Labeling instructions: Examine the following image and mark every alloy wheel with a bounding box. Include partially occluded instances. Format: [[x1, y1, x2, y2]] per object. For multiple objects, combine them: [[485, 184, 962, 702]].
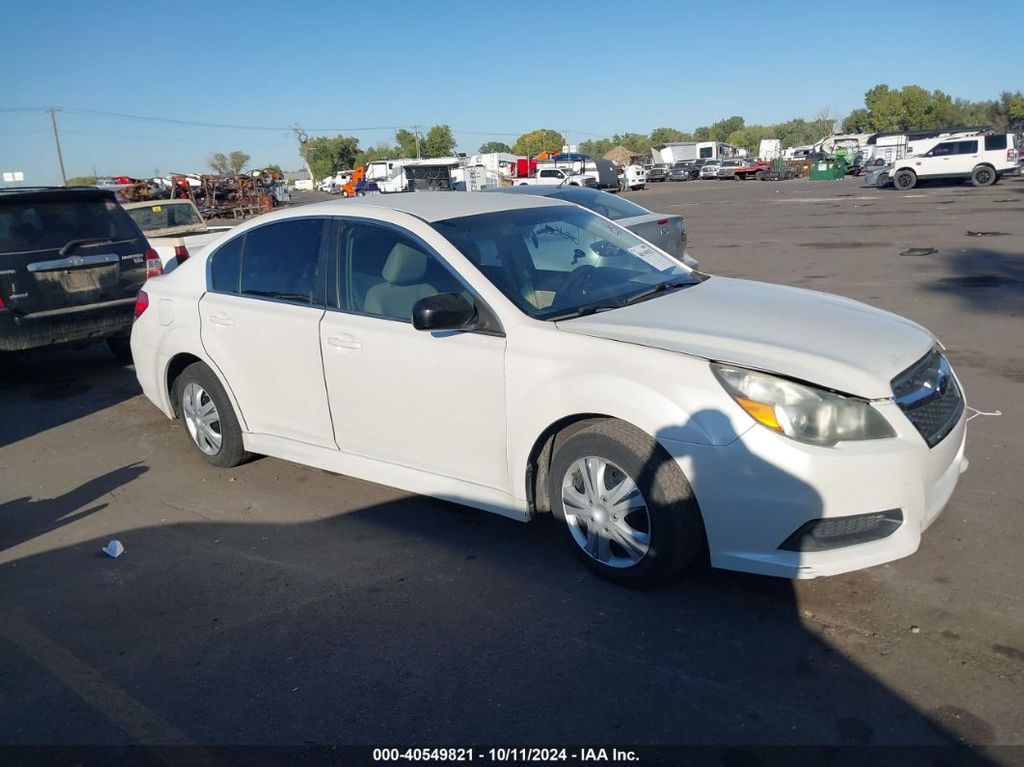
[[182, 382, 223, 456]]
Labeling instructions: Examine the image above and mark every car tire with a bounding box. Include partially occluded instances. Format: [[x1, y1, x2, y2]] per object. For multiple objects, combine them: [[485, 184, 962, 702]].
[[876, 171, 890, 187], [174, 361, 250, 468], [106, 336, 133, 362], [755, 170, 766, 181], [548, 419, 705, 588], [893, 169, 917, 190], [971, 165, 996, 187]]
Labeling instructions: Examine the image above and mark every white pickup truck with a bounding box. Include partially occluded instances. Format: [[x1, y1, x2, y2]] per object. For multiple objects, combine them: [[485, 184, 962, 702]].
[[514, 168, 598, 187], [123, 199, 232, 273]]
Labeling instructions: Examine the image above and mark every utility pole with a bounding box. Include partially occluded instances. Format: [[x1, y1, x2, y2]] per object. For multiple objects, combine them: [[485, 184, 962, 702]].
[[414, 126, 422, 159], [48, 107, 67, 186]]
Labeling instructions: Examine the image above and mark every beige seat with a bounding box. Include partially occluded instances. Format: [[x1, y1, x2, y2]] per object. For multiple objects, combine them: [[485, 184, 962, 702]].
[[363, 242, 438, 320]]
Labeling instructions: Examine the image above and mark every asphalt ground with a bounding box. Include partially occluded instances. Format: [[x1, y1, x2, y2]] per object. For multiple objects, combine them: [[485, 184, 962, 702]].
[[1, 176, 1021, 759]]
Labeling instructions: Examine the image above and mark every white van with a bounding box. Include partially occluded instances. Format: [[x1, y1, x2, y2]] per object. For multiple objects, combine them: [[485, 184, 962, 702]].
[[890, 133, 1018, 190]]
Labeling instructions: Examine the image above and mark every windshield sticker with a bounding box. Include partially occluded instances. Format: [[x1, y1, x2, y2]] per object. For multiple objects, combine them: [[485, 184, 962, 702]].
[[628, 243, 666, 267], [151, 205, 162, 212]]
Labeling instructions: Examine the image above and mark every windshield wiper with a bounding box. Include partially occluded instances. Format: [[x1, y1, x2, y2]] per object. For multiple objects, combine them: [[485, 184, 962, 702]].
[[545, 303, 622, 321], [617, 280, 692, 307], [59, 237, 114, 256]]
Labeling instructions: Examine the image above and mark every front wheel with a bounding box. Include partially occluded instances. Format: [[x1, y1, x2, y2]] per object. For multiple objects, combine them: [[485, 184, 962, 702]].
[[548, 420, 705, 587], [174, 361, 251, 468], [893, 169, 917, 190], [971, 165, 996, 187]]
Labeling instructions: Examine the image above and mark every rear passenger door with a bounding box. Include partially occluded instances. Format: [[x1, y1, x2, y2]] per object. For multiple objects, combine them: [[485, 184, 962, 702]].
[[951, 139, 980, 175], [200, 217, 336, 448]]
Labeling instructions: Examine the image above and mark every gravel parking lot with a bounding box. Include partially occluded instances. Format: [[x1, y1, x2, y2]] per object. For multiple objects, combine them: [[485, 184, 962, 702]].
[[1, 177, 1021, 752]]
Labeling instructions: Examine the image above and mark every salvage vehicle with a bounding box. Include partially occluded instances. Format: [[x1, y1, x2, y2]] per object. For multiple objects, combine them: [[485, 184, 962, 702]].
[[889, 133, 1018, 190], [1, 186, 158, 359], [699, 162, 722, 179], [731, 159, 773, 180], [488, 185, 696, 269], [645, 164, 669, 182], [716, 160, 747, 179], [124, 199, 232, 273], [619, 164, 647, 191], [132, 193, 967, 586]]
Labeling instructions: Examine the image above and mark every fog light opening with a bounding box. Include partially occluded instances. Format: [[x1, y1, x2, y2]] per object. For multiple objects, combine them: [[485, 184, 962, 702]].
[[780, 509, 904, 552]]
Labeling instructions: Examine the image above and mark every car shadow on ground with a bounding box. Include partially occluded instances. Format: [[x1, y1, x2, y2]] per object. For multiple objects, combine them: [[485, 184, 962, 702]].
[[925, 247, 1024, 314], [0, 345, 141, 448], [0, 410, 995, 762]]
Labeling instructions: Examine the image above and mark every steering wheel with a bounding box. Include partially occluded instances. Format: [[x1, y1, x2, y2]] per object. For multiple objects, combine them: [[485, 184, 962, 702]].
[[552, 264, 598, 309]]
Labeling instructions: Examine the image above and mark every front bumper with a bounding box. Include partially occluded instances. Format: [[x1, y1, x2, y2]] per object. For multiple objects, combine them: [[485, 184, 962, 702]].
[[661, 401, 968, 578], [0, 298, 135, 352]]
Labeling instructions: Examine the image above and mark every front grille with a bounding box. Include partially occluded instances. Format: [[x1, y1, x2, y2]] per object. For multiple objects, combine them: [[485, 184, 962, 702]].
[[892, 350, 964, 448]]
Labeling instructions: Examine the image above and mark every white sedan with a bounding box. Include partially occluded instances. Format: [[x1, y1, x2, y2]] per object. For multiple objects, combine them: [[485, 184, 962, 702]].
[[131, 193, 967, 586]]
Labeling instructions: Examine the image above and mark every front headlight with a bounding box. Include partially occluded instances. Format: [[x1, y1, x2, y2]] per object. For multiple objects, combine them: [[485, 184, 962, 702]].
[[711, 363, 896, 446]]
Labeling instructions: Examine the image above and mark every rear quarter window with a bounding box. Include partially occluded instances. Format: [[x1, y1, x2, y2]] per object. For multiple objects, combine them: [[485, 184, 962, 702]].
[[984, 134, 1008, 151], [210, 235, 244, 293]]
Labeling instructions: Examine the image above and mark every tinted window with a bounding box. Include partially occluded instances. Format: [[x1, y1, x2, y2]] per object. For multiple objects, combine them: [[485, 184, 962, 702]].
[[984, 134, 1007, 151], [547, 188, 650, 221], [539, 169, 561, 178], [699, 147, 713, 158], [339, 222, 469, 321], [955, 140, 978, 154], [0, 199, 139, 255], [239, 218, 324, 305], [210, 234, 243, 293], [929, 143, 955, 156]]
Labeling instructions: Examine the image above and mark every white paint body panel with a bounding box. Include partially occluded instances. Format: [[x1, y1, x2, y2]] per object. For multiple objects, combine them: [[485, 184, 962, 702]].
[[131, 194, 967, 579]]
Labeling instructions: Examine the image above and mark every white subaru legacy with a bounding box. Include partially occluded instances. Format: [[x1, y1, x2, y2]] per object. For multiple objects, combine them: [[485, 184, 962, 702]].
[[131, 193, 967, 586]]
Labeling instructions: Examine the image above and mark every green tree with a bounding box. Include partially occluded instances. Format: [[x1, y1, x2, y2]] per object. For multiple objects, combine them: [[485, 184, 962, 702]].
[[355, 143, 402, 167], [578, 138, 615, 157], [228, 151, 250, 174], [394, 129, 419, 157], [479, 141, 512, 154], [302, 135, 361, 180], [208, 152, 229, 174], [264, 164, 284, 176], [422, 124, 456, 158], [67, 175, 98, 186], [842, 108, 872, 133], [512, 128, 565, 157], [707, 116, 745, 142], [648, 127, 691, 145]]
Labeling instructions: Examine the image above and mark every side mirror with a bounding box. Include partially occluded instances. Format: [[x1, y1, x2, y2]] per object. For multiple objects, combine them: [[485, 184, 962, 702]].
[[412, 293, 478, 332]]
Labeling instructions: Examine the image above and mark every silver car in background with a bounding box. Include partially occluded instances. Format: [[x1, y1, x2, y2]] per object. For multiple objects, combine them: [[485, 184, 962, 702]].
[[488, 185, 697, 269]]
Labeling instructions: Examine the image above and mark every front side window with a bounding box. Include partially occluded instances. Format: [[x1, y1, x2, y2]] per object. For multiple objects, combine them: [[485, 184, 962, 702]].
[[338, 222, 470, 321], [434, 205, 698, 320], [929, 143, 955, 157], [539, 170, 561, 178], [238, 218, 325, 305]]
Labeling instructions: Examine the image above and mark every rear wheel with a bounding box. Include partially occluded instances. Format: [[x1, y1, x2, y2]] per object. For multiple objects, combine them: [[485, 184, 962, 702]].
[[893, 169, 917, 190], [174, 361, 250, 468], [971, 165, 996, 187], [548, 419, 705, 588]]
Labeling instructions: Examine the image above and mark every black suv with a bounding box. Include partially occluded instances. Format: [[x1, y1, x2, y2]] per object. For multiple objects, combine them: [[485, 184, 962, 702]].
[[0, 187, 157, 359]]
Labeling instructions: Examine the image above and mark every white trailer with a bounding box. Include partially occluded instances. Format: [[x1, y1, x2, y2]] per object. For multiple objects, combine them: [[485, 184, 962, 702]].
[[651, 141, 741, 164], [758, 139, 782, 160]]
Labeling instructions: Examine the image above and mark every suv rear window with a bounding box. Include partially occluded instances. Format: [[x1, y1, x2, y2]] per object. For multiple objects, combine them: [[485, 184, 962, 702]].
[[0, 199, 140, 255], [126, 202, 204, 233], [984, 134, 1008, 151]]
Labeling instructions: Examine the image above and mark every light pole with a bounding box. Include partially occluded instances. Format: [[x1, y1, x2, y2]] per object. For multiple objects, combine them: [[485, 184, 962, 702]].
[[48, 107, 67, 186]]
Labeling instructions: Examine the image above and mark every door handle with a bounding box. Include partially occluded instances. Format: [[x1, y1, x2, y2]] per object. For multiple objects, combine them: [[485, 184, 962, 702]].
[[208, 313, 234, 327], [327, 334, 361, 350]]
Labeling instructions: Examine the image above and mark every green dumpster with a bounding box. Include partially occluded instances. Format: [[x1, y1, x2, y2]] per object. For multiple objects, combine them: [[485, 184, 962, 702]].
[[810, 156, 848, 181]]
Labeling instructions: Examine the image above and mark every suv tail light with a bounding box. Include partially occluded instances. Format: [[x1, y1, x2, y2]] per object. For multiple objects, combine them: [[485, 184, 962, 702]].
[[0, 295, 6, 310], [174, 244, 190, 265], [1009, 148, 1018, 162], [145, 248, 163, 279], [133, 289, 149, 320]]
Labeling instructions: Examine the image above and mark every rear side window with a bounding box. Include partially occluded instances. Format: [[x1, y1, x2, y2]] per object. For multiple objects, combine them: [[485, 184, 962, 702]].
[[0, 199, 140, 255], [239, 219, 325, 305], [984, 134, 1008, 151], [210, 235, 243, 293], [955, 141, 978, 154]]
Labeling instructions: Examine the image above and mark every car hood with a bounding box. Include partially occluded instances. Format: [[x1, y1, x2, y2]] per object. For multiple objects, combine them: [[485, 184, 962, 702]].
[[556, 276, 935, 399]]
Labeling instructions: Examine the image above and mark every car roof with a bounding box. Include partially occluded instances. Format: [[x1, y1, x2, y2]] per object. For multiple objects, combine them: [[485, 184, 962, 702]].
[[0, 186, 117, 204], [123, 199, 194, 209], [290, 190, 568, 222]]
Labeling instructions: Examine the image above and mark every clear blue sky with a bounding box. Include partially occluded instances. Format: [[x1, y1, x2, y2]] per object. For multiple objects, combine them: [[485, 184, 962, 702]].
[[1, 0, 1020, 184]]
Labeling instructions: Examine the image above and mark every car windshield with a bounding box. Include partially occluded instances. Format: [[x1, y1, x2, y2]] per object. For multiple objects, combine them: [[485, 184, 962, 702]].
[[433, 205, 699, 321], [126, 202, 205, 234], [545, 188, 650, 221]]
